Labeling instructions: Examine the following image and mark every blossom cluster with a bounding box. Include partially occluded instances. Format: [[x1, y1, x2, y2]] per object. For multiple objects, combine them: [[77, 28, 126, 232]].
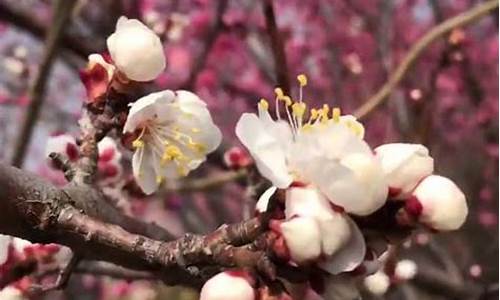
[[200, 75, 468, 299], [36, 16, 470, 300]]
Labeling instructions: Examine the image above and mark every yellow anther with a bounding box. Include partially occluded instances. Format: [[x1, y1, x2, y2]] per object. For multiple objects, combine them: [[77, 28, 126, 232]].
[[191, 128, 200, 133], [162, 145, 183, 162], [297, 74, 308, 86], [188, 141, 206, 153], [302, 124, 313, 131], [258, 98, 269, 110], [281, 96, 292, 106], [132, 139, 144, 149], [320, 104, 330, 122], [310, 108, 319, 120], [156, 175, 164, 184], [332, 107, 341, 123], [292, 102, 306, 118], [274, 87, 284, 99]]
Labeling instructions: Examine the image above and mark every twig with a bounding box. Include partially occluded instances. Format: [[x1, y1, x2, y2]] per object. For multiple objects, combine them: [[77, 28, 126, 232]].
[[181, 0, 228, 89], [353, 0, 499, 119], [263, 0, 290, 94], [164, 169, 247, 193], [75, 261, 155, 281], [11, 0, 77, 167]]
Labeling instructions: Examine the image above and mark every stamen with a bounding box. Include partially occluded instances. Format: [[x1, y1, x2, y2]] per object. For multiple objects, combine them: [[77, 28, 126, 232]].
[[332, 107, 341, 123], [156, 175, 164, 184], [258, 98, 269, 111], [132, 139, 144, 148], [297, 74, 308, 86], [274, 88, 284, 120], [297, 74, 307, 103]]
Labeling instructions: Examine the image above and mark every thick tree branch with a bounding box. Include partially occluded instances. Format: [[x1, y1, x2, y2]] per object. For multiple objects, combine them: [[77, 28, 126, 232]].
[[353, 0, 499, 119], [11, 0, 78, 167], [0, 163, 274, 288]]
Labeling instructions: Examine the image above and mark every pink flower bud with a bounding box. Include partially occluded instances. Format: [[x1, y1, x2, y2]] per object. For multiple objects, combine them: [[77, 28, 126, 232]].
[[200, 271, 255, 300], [223, 146, 252, 169], [410, 175, 468, 231], [45, 134, 79, 164]]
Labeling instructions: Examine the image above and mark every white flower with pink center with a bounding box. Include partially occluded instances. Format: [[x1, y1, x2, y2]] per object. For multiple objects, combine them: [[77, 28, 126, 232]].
[[107, 17, 166, 82], [236, 75, 388, 216], [123, 90, 221, 194]]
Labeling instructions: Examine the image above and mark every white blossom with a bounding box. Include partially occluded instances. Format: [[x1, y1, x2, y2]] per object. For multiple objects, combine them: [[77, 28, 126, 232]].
[[364, 271, 390, 295], [107, 17, 166, 81], [123, 90, 221, 194], [375, 143, 434, 198], [395, 259, 418, 280], [200, 271, 255, 300], [411, 175, 468, 231], [236, 77, 388, 216], [260, 186, 367, 274], [88, 54, 115, 80]]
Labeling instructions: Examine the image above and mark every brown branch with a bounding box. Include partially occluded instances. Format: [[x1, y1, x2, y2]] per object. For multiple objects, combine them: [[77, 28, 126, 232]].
[[11, 0, 78, 167], [164, 169, 247, 193], [263, 0, 290, 94], [74, 261, 155, 281], [181, 0, 229, 89], [0, 2, 98, 58], [0, 162, 274, 288], [353, 0, 499, 119]]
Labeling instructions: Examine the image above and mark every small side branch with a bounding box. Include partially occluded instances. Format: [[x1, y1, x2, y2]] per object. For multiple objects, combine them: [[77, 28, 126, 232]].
[[263, 0, 290, 94], [353, 0, 499, 119]]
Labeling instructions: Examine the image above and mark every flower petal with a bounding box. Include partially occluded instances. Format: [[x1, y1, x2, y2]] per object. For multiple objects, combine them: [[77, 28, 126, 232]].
[[256, 186, 277, 213], [319, 216, 366, 274], [236, 113, 292, 188], [123, 90, 176, 133], [132, 146, 158, 195]]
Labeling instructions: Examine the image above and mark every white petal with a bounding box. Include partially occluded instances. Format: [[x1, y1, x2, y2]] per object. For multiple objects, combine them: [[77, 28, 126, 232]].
[[319, 214, 352, 256], [255, 186, 277, 213], [0, 234, 11, 265], [236, 113, 292, 188], [339, 114, 365, 139], [123, 90, 176, 133], [338, 153, 388, 215], [280, 217, 322, 264], [412, 175, 468, 231], [200, 272, 255, 300], [132, 146, 158, 195], [375, 143, 434, 197], [284, 187, 334, 220], [107, 17, 165, 81], [88, 53, 115, 79], [319, 217, 366, 274]]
